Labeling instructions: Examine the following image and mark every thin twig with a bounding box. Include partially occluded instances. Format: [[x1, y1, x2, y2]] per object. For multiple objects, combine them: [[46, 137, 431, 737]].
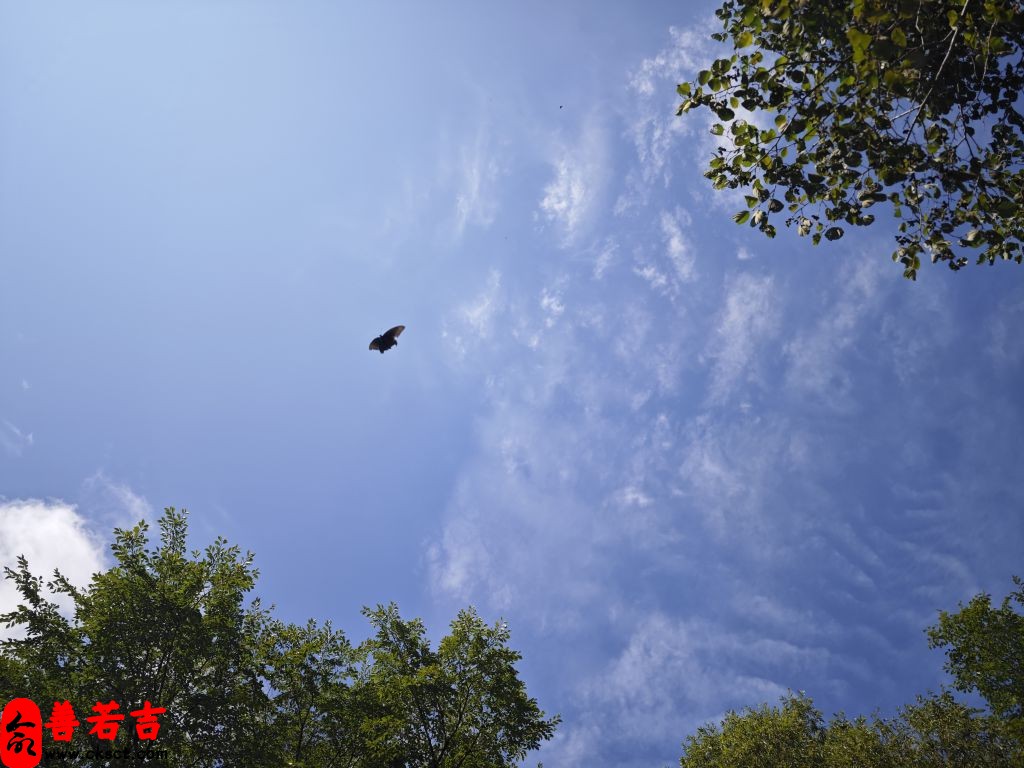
[[904, 0, 972, 143]]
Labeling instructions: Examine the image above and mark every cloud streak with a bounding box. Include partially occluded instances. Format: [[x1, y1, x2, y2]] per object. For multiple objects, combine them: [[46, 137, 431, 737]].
[[1, 420, 33, 457], [539, 119, 610, 246]]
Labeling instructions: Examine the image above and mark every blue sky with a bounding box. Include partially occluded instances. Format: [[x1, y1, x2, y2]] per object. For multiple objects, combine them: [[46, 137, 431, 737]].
[[2, 2, 1022, 766]]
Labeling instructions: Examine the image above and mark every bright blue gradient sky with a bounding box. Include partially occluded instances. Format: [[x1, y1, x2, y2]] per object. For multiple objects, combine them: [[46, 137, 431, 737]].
[[2, 2, 1022, 765]]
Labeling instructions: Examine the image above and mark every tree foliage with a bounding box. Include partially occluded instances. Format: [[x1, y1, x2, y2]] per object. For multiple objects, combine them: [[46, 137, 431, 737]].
[[927, 575, 1024, 741], [0, 508, 557, 768], [677, 0, 1024, 279], [0, 508, 271, 765], [678, 577, 1024, 767], [358, 605, 559, 768]]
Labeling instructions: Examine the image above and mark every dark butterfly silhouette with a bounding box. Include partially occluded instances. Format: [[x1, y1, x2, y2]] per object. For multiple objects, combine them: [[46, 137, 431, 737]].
[[369, 325, 405, 354]]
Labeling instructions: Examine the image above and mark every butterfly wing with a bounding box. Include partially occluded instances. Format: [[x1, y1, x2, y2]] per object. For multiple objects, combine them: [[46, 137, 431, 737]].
[[385, 325, 406, 342]]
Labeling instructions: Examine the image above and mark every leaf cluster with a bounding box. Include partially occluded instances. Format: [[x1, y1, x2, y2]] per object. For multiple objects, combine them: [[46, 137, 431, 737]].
[[682, 691, 1020, 767], [677, 0, 1024, 279], [927, 575, 1024, 742], [679, 576, 1024, 767], [0, 508, 558, 768]]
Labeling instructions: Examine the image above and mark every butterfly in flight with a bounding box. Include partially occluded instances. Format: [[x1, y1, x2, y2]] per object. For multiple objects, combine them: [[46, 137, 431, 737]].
[[369, 325, 405, 354]]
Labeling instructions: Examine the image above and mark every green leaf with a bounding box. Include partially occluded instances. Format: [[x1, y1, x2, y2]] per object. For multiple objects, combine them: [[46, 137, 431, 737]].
[[997, 199, 1017, 217], [733, 210, 751, 224], [745, 195, 759, 208], [679, 7, 1024, 280], [846, 27, 872, 63], [677, 82, 691, 97]]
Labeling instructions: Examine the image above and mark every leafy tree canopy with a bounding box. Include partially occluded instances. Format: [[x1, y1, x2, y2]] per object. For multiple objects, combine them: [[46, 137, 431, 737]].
[[679, 576, 1024, 767], [358, 604, 559, 768], [927, 575, 1024, 741], [0, 508, 557, 768], [677, 0, 1024, 279]]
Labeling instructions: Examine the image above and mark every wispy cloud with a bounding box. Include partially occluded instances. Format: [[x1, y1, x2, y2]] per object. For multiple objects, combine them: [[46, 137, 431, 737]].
[[617, 23, 718, 213], [784, 258, 882, 407], [705, 272, 779, 405], [81, 471, 155, 530], [632, 209, 699, 299], [660, 208, 697, 284], [592, 239, 617, 280], [541, 608, 859, 767], [987, 295, 1024, 367], [442, 269, 505, 361], [453, 125, 502, 238], [430, 19, 1024, 768], [1, 420, 33, 457], [539, 281, 567, 328], [538, 119, 610, 246]]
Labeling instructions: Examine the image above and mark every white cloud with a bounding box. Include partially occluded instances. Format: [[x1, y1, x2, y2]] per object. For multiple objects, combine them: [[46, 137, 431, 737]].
[[633, 262, 669, 293], [784, 258, 882, 406], [427, 390, 616, 629], [538, 120, 609, 246], [429, 24, 1024, 766], [443, 269, 505, 360], [81, 471, 155, 530], [705, 273, 779, 404], [540, 282, 567, 327], [629, 25, 712, 98], [661, 208, 697, 283], [1, 420, 33, 457], [678, 411, 806, 545], [987, 296, 1024, 367], [611, 302, 653, 362], [540, 159, 584, 232], [633, 209, 700, 300], [541, 610, 840, 767], [0, 500, 107, 639], [593, 240, 617, 279], [453, 126, 502, 238], [617, 23, 719, 213]]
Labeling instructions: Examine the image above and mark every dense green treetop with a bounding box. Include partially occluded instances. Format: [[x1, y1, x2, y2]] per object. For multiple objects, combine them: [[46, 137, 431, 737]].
[[358, 604, 559, 768], [677, 0, 1024, 279], [0, 508, 557, 768], [927, 575, 1024, 740], [678, 576, 1024, 767]]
